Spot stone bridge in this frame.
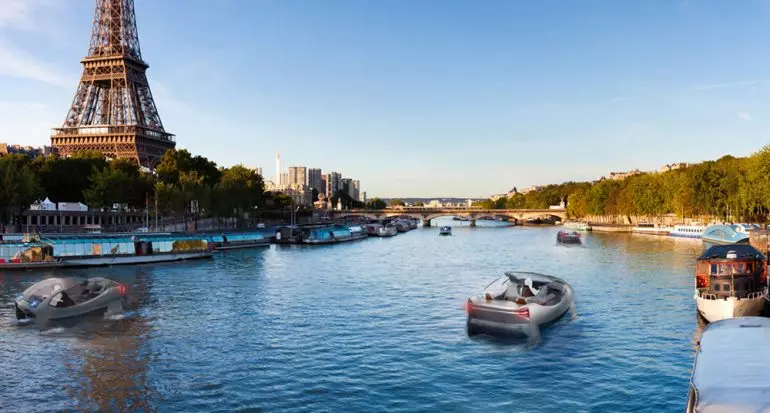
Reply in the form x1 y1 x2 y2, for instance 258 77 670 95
329 208 566 227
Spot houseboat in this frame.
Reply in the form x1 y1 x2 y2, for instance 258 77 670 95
694 244 767 323
377 225 398 237
0 234 213 270
208 232 270 250
393 221 411 233
670 224 705 239
273 226 304 244
563 222 591 231
303 226 368 245
631 223 672 236
364 224 383 236
0 242 69 270
686 317 770 413
701 225 750 245
49 234 213 266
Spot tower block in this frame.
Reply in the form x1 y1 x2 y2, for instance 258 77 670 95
51 0 174 168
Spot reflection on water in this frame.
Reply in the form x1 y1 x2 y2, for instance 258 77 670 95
0 229 709 412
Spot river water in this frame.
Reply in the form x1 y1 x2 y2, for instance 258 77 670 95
0 223 706 412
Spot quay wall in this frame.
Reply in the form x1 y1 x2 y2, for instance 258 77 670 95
582 214 714 226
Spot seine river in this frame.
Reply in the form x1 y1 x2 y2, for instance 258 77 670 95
0 222 706 412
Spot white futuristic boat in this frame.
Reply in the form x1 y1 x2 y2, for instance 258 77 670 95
439 226 452 236
686 317 770 412
15 277 126 323
466 271 576 340
694 245 767 323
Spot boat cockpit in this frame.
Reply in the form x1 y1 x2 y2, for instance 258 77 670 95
696 245 767 299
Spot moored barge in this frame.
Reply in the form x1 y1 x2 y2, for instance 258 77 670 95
694 244 767 323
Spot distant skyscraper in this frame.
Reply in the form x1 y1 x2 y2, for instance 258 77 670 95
352 180 361 201
308 168 323 191
341 178 353 199
250 167 263 177
324 172 342 198
288 166 307 186
275 152 281 184
362 191 367 205
280 172 289 186
321 175 327 195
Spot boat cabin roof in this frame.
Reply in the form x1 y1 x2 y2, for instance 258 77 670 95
698 244 765 261
691 317 770 412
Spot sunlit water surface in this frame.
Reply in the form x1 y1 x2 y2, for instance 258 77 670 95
0 224 705 412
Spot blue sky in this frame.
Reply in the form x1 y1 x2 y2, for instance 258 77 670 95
2 0 770 198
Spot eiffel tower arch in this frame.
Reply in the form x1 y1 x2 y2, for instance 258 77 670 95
51 0 175 168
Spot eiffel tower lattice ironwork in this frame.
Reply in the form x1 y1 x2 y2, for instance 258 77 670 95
51 0 175 168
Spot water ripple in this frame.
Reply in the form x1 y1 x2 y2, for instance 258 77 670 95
0 227 703 411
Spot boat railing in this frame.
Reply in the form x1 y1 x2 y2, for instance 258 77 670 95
746 291 765 300
696 289 717 300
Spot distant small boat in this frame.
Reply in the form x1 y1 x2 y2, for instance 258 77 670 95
453 217 470 222
702 224 751 245
556 230 581 244
694 244 767 323
686 317 770 413
439 226 452 236
632 223 672 236
563 222 591 231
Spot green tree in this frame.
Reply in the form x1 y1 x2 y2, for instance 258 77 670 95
34 152 107 203
367 198 387 209
0 155 43 229
390 199 405 207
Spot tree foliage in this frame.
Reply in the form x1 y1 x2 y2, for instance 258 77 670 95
477 146 770 221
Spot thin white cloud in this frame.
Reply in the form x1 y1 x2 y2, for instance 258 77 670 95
738 112 752 121
0 38 71 87
692 79 766 91
0 0 61 30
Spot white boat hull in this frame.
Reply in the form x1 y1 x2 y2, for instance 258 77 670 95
64 251 212 266
695 294 766 323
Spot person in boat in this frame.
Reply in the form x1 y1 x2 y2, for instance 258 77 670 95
521 278 538 297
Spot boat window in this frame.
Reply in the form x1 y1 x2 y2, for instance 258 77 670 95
747 262 754 272
713 284 720 291
710 264 718 274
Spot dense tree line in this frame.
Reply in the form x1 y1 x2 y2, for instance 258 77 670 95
0 149 298 228
475 145 770 222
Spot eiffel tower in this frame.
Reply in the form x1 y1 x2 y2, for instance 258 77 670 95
51 0 175 168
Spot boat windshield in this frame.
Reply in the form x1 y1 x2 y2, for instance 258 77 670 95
28 283 63 301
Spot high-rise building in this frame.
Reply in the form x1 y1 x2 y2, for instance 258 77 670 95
280 172 289 186
321 175 327 195
288 166 307 186
308 168 323 191
249 166 263 177
352 180 361 201
341 178 353 199
275 152 281 184
362 192 367 205
324 172 342 198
